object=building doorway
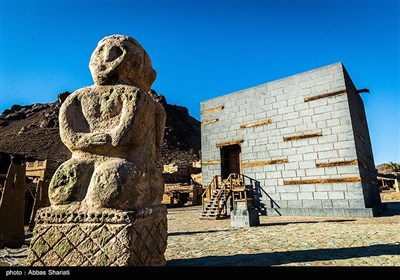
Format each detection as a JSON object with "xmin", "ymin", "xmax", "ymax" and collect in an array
[{"xmin": 220, "ymin": 144, "xmax": 241, "ymax": 179}]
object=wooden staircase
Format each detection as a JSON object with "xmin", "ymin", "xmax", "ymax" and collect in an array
[
  {"xmin": 200, "ymin": 188, "xmax": 229, "ymax": 219},
  {"xmin": 200, "ymin": 173, "xmax": 243, "ymax": 219}
]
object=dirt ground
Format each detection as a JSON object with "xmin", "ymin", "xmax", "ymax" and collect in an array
[
  {"xmin": 380, "ymin": 190, "xmax": 400, "ymax": 201},
  {"xmin": 1, "ymin": 195, "xmax": 399, "ymax": 267},
  {"xmin": 165, "ymin": 200, "xmax": 400, "ymax": 266}
]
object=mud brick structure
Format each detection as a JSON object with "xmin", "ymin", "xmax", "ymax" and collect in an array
[
  {"xmin": 201, "ymin": 62, "xmax": 382, "ymax": 217},
  {"xmin": 25, "ymin": 159, "xmax": 51, "ymax": 230},
  {"xmin": 28, "ymin": 34, "xmax": 167, "ymax": 266},
  {"xmin": 0, "ymin": 159, "xmax": 26, "ymax": 248}
]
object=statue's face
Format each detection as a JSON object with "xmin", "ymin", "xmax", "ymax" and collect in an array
[
  {"xmin": 89, "ymin": 35, "xmax": 156, "ymax": 91},
  {"xmin": 89, "ymin": 38, "xmax": 126, "ymax": 85}
]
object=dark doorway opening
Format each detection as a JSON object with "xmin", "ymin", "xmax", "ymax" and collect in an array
[{"xmin": 220, "ymin": 144, "xmax": 241, "ymax": 179}]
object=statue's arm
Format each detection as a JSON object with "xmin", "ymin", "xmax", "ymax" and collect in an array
[
  {"xmin": 107, "ymin": 89, "xmax": 166, "ymax": 149},
  {"xmin": 59, "ymin": 94, "xmax": 110, "ymax": 151},
  {"xmin": 109, "ymin": 95, "xmax": 136, "ymax": 147}
]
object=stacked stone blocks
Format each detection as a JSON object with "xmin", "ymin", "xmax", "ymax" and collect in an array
[{"xmin": 201, "ymin": 62, "xmax": 381, "ymax": 217}]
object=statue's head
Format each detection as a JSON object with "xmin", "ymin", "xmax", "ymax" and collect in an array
[{"xmin": 89, "ymin": 34, "xmax": 156, "ymax": 92}]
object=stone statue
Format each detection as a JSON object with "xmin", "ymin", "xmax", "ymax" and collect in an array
[
  {"xmin": 28, "ymin": 35, "xmax": 168, "ymax": 266},
  {"xmin": 49, "ymin": 35, "xmax": 166, "ymax": 210}
]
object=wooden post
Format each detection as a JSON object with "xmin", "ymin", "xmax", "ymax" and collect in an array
[{"xmin": 29, "ymin": 179, "xmax": 50, "ymax": 231}]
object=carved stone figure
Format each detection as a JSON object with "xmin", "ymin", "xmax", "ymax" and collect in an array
[
  {"xmin": 28, "ymin": 35, "xmax": 167, "ymax": 266},
  {"xmin": 49, "ymin": 35, "xmax": 166, "ymax": 210}
]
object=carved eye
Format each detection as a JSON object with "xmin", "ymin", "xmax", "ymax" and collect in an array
[{"xmin": 106, "ymin": 46, "xmax": 123, "ymax": 62}]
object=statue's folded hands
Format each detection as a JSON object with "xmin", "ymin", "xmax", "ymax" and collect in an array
[{"xmin": 76, "ymin": 132, "xmax": 111, "ymax": 148}]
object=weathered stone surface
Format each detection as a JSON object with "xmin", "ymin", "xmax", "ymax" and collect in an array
[
  {"xmin": 27, "ymin": 205, "xmax": 167, "ymax": 266},
  {"xmin": 89, "ymin": 35, "xmax": 156, "ymax": 93},
  {"xmin": 29, "ymin": 34, "xmax": 167, "ymax": 266},
  {"xmin": 49, "ymin": 84, "xmax": 165, "ymax": 210},
  {"xmin": 0, "ymin": 91, "xmax": 201, "ymax": 177},
  {"xmin": 48, "ymin": 35, "xmax": 166, "ymax": 210}
]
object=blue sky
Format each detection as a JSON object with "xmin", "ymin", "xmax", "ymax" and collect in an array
[{"xmin": 0, "ymin": 0, "xmax": 399, "ymax": 164}]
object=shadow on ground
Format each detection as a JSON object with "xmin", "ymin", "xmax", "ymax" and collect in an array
[
  {"xmin": 167, "ymin": 243, "xmax": 400, "ymax": 266},
  {"xmin": 264, "ymin": 219, "xmax": 356, "ymax": 227},
  {"xmin": 379, "ymin": 202, "xmax": 400, "ymax": 217},
  {"xmin": 168, "ymin": 218, "xmax": 357, "ymax": 236},
  {"xmin": 169, "ymin": 229, "xmax": 233, "ymax": 236}
]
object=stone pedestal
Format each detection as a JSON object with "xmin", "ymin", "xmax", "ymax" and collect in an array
[
  {"xmin": 28, "ymin": 205, "xmax": 167, "ymax": 266},
  {"xmin": 230, "ymin": 202, "xmax": 260, "ymax": 228}
]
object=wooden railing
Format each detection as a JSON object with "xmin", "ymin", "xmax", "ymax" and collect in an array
[
  {"xmin": 202, "ymin": 175, "xmax": 223, "ymax": 213},
  {"xmin": 201, "ymin": 173, "xmax": 246, "ymax": 214},
  {"xmin": 239, "ymin": 174, "xmax": 281, "ymax": 209},
  {"xmin": 201, "ymin": 173, "xmax": 283, "ymax": 217},
  {"xmin": 231, "ymin": 174, "xmax": 258, "ymax": 209}
]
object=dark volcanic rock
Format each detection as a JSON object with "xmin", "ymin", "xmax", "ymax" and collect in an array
[{"xmin": 0, "ymin": 90, "xmax": 201, "ymax": 175}]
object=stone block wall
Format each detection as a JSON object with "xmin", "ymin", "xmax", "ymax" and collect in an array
[
  {"xmin": 200, "ymin": 62, "xmax": 382, "ymax": 217},
  {"xmin": 343, "ymin": 68, "xmax": 381, "ymax": 208}
]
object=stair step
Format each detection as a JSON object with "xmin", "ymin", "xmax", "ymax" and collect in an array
[
  {"xmin": 199, "ymin": 216, "xmax": 218, "ymax": 220},
  {"xmin": 200, "ymin": 213, "xmax": 217, "ymax": 217},
  {"xmin": 199, "ymin": 214, "xmax": 229, "ymax": 220},
  {"xmin": 200, "ymin": 180, "xmax": 235, "ymax": 220}
]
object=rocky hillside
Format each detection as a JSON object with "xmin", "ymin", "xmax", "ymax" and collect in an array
[
  {"xmin": 0, "ymin": 90, "xmax": 201, "ymax": 174},
  {"xmin": 376, "ymin": 164, "xmax": 387, "ymax": 174}
]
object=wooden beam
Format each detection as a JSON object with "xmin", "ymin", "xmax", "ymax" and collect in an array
[
  {"xmin": 240, "ymin": 119, "xmax": 272, "ymax": 129},
  {"xmin": 284, "ymin": 177, "xmax": 361, "ymax": 185},
  {"xmin": 316, "ymin": 160, "xmax": 359, "ymax": 168},
  {"xmin": 216, "ymin": 139, "xmax": 244, "ymax": 147},
  {"xmin": 304, "ymin": 89, "xmax": 347, "ymax": 102},
  {"xmin": 201, "ymin": 106, "xmax": 224, "ymax": 115},
  {"xmin": 358, "ymin": 114, "xmax": 367, "ymax": 126},
  {"xmin": 358, "ymin": 159, "xmax": 368, "ymax": 169},
  {"xmin": 355, "ymin": 132, "xmax": 365, "ymax": 143},
  {"xmin": 283, "ymin": 132, "xmax": 322, "ymax": 141},
  {"xmin": 202, "ymin": 160, "xmax": 221, "ymax": 165},
  {"xmin": 242, "ymin": 158, "xmax": 288, "ymax": 167},
  {"xmin": 201, "ymin": 119, "xmax": 219, "ymax": 125}
]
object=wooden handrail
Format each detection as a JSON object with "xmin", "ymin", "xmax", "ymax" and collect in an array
[
  {"xmin": 200, "ymin": 172, "xmax": 288, "ymax": 219},
  {"xmin": 201, "ymin": 173, "xmax": 285, "ymax": 218},
  {"xmin": 201, "ymin": 175, "xmax": 214, "ymax": 211},
  {"xmin": 201, "ymin": 173, "xmax": 258, "ymax": 216}
]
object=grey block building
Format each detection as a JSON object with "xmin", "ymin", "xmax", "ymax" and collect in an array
[{"xmin": 200, "ymin": 62, "xmax": 382, "ymax": 217}]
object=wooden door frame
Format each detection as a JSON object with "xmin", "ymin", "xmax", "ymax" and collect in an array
[{"xmin": 220, "ymin": 144, "xmax": 242, "ymax": 178}]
